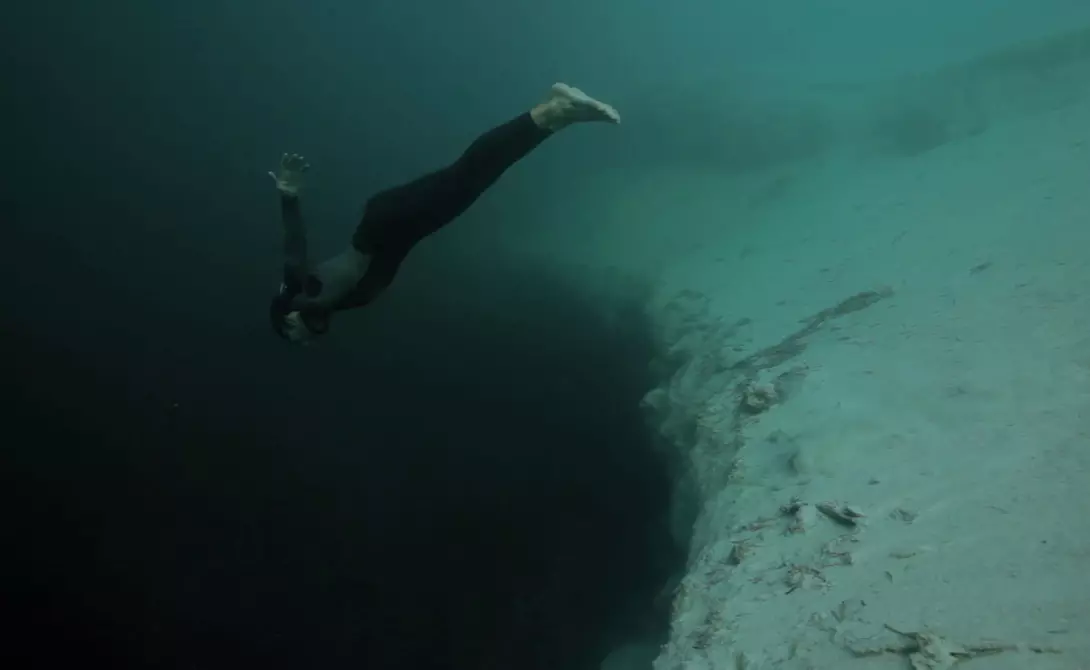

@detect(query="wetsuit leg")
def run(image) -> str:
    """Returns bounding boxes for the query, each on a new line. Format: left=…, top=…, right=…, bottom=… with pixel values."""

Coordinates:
left=352, top=112, right=550, bottom=254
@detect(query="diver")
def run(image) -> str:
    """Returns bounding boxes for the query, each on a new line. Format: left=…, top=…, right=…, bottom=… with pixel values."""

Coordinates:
left=268, top=82, right=621, bottom=344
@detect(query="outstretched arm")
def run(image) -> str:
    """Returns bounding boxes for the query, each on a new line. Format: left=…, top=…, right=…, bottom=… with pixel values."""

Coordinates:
left=280, top=193, right=308, bottom=290
left=269, top=153, right=376, bottom=311
left=269, top=153, right=311, bottom=292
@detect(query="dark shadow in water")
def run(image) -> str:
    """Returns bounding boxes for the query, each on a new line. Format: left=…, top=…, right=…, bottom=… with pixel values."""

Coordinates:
left=2, top=259, right=683, bottom=670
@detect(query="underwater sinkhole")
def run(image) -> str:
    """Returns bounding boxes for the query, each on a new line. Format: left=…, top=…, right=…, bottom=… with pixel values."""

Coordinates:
left=5, top=259, right=688, bottom=670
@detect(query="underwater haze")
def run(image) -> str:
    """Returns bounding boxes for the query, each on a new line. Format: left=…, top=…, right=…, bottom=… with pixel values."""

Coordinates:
left=4, top=1, right=1090, bottom=669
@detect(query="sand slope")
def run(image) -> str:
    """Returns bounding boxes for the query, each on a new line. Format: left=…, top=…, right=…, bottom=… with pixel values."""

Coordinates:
left=637, top=68, right=1090, bottom=670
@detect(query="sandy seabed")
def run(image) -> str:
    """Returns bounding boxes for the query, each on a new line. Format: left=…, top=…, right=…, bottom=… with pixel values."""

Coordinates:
left=627, top=96, right=1090, bottom=669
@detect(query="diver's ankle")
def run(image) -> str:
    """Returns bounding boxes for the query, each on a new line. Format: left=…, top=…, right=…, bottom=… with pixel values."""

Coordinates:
left=530, top=100, right=563, bottom=131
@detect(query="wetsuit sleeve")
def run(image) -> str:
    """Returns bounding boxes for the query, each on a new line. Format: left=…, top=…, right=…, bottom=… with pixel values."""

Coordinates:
left=281, top=194, right=309, bottom=291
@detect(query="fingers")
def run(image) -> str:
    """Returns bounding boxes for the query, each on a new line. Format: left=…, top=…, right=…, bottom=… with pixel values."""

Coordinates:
left=275, top=153, right=310, bottom=172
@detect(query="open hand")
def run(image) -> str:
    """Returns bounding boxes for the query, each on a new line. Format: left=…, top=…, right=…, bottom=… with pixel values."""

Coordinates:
left=268, top=153, right=310, bottom=196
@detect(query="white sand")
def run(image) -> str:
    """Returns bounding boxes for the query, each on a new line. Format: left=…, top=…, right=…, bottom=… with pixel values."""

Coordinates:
left=580, top=43, right=1090, bottom=670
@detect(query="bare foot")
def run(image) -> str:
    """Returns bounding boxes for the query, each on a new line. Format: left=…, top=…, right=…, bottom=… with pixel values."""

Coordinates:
left=531, top=83, right=621, bottom=130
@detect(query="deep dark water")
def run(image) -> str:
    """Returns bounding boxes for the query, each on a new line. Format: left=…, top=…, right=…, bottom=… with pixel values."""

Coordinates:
left=3, top=257, right=681, bottom=670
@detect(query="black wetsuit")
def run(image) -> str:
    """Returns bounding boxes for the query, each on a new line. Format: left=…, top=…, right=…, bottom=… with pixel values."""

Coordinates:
left=270, top=112, right=551, bottom=337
